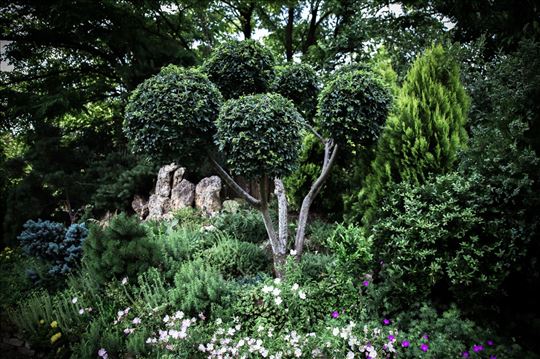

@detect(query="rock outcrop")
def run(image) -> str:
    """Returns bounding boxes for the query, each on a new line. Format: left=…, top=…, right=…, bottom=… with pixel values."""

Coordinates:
left=195, top=176, right=222, bottom=216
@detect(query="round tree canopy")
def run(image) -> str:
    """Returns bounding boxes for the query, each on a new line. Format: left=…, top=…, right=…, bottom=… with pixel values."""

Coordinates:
left=215, top=93, right=304, bottom=179
left=123, top=65, right=223, bottom=164
left=271, top=63, right=320, bottom=120
left=317, top=69, right=391, bottom=147
left=203, top=39, right=275, bottom=99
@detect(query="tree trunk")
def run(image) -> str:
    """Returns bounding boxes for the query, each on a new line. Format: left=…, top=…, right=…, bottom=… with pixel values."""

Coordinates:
left=285, top=6, right=294, bottom=62
left=294, top=142, right=339, bottom=257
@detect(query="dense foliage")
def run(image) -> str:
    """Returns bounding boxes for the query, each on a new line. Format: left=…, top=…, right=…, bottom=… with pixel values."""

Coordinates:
left=124, top=66, right=223, bottom=164
left=203, top=39, right=275, bottom=99
left=271, top=63, right=320, bottom=120
left=215, top=93, right=304, bottom=179
left=352, top=45, right=470, bottom=224
left=317, top=69, right=391, bottom=147
left=83, top=214, right=160, bottom=284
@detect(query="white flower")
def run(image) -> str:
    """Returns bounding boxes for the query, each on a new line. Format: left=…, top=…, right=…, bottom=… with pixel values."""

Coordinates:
left=291, top=283, right=299, bottom=291
left=98, top=348, right=108, bottom=359
left=262, top=285, right=273, bottom=293
left=121, top=277, right=128, bottom=285
left=332, top=327, right=340, bottom=336
left=132, top=317, right=141, bottom=325
left=298, top=291, right=306, bottom=300
left=163, top=315, right=170, bottom=323
left=78, top=308, right=84, bottom=315
left=346, top=351, right=355, bottom=359
left=198, top=344, right=206, bottom=352
left=290, top=249, right=297, bottom=256
left=174, top=311, right=184, bottom=319
left=274, top=278, right=281, bottom=285
left=294, top=348, right=302, bottom=357
left=274, top=296, right=283, bottom=305
left=124, top=328, right=134, bottom=335
left=272, top=287, right=281, bottom=296
left=71, top=297, right=78, bottom=304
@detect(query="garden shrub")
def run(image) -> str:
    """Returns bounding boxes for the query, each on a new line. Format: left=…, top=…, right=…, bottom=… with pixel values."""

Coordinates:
left=215, top=93, right=304, bottom=179
left=203, top=39, right=275, bottom=99
left=211, top=208, right=267, bottom=244
left=271, top=63, right=320, bottom=120
left=18, top=219, right=88, bottom=277
left=124, top=65, right=223, bottom=164
left=327, top=223, right=373, bottom=276
left=83, top=213, right=160, bottom=284
left=202, top=236, right=270, bottom=278
left=371, top=171, right=534, bottom=310
left=171, top=259, right=229, bottom=315
left=304, top=219, right=337, bottom=252
left=352, top=45, right=470, bottom=224
left=317, top=68, right=391, bottom=147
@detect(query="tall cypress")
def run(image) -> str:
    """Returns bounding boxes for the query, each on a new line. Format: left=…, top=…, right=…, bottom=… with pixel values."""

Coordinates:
left=350, top=45, right=470, bottom=224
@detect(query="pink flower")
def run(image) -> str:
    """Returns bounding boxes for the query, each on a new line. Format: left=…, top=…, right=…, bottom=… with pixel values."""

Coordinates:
left=463, top=352, right=469, bottom=358
left=473, top=344, right=484, bottom=352
left=383, top=318, right=390, bottom=325
left=98, top=348, right=108, bottom=359
left=420, top=343, right=429, bottom=352
left=401, top=340, right=410, bottom=348
left=363, top=280, right=369, bottom=287
left=331, top=311, right=339, bottom=318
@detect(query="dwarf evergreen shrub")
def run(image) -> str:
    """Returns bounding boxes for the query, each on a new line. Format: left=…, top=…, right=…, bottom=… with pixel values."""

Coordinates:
left=83, top=213, right=159, bottom=284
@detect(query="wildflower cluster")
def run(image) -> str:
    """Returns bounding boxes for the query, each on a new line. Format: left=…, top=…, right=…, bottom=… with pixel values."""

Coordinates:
left=0, top=246, right=15, bottom=261
left=145, top=310, right=197, bottom=351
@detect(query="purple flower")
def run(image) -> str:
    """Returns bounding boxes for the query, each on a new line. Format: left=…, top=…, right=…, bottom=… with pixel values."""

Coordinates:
left=490, top=356, right=497, bottom=359
left=422, top=334, right=429, bottom=340
left=473, top=344, right=484, bottom=353
left=383, top=318, right=390, bottom=325
left=487, top=340, right=494, bottom=346
left=401, top=340, right=410, bottom=348
left=420, top=343, right=429, bottom=352
left=331, top=311, right=339, bottom=319
left=462, top=352, right=469, bottom=358
left=388, top=335, right=395, bottom=342
left=363, top=280, right=370, bottom=287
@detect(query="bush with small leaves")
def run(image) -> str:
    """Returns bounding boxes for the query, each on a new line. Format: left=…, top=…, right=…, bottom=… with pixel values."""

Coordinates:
left=83, top=213, right=160, bottom=284
left=171, top=259, right=229, bottom=315
left=271, top=63, right=320, bottom=120
left=317, top=69, right=391, bottom=147
left=202, top=237, right=270, bottom=278
left=216, top=93, right=304, bottom=179
left=327, top=224, right=373, bottom=276
left=123, top=65, right=223, bottom=164
left=211, top=208, right=267, bottom=244
left=203, top=39, right=275, bottom=99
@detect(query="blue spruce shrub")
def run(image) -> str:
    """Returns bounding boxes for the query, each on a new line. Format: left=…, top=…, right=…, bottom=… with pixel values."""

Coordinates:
left=18, top=219, right=88, bottom=277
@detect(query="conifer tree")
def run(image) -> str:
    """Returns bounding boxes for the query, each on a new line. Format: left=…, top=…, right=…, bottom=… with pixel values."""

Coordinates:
left=351, top=45, right=470, bottom=225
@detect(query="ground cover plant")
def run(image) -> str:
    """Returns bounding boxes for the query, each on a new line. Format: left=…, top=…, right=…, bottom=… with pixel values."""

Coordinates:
left=1, top=1, right=539, bottom=358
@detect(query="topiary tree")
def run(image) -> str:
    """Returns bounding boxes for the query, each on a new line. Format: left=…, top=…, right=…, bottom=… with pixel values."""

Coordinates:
left=124, top=65, right=223, bottom=165
left=124, top=43, right=391, bottom=276
left=271, top=63, right=320, bottom=120
left=351, top=45, right=470, bottom=225
left=202, top=39, right=275, bottom=99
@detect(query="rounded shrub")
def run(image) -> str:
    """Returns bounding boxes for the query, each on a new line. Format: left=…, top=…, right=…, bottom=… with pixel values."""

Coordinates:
left=203, top=39, right=275, bottom=99
left=215, top=93, right=304, bottom=179
left=18, top=219, right=66, bottom=261
left=202, top=237, right=270, bottom=278
left=83, top=213, right=160, bottom=284
left=271, top=63, right=320, bottom=119
left=317, top=69, right=391, bottom=147
left=123, top=65, right=223, bottom=164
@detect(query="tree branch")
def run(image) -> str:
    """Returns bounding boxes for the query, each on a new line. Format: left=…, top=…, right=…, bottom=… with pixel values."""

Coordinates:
left=208, top=156, right=261, bottom=208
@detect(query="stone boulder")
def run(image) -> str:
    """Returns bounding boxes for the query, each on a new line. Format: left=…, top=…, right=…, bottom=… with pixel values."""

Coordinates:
left=147, top=193, right=171, bottom=220
left=195, top=176, right=222, bottom=216
left=131, top=195, right=149, bottom=220
left=155, top=163, right=179, bottom=197
left=170, top=179, right=195, bottom=210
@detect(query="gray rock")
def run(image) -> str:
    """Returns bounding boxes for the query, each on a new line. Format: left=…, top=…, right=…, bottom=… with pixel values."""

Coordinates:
left=131, top=195, right=149, bottom=220
left=147, top=193, right=171, bottom=220
left=170, top=179, right=195, bottom=210
left=195, top=176, right=222, bottom=216
left=172, top=167, right=186, bottom=188
left=155, top=163, right=179, bottom=197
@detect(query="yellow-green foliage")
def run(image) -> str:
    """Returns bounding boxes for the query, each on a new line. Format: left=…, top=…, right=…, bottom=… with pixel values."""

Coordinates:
left=350, top=45, right=470, bottom=224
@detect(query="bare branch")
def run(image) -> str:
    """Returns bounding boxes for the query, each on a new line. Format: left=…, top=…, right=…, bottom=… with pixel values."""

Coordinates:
left=208, top=156, right=261, bottom=208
